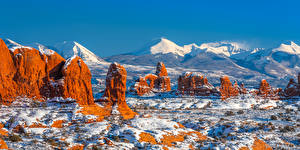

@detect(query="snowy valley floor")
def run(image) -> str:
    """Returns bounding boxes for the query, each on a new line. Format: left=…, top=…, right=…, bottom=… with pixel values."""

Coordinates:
left=0, top=95, right=299, bottom=150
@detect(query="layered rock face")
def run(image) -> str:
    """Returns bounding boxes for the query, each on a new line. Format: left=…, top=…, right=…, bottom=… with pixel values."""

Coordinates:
left=177, top=72, right=217, bottom=96
left=102, top=63, right=136, bottom=119
left=134, top=62, right=171, bottom=96
left=284, top=73, right=300, bottom=97
left=154, top=62, right=171, bottom=91
left=0, top=39, right=94, bottom=105
left=256, top=79, right=280, bottom=99
left=60, top=56, right=94, bottom=105
left=219, top=76, right=245, bottom=100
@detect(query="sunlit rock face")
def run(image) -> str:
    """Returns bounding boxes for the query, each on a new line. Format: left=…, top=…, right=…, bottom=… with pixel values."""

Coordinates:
left=0, top=39, right=94, bottom=105
left=60, top=56, right=94, bottom=105
left=101, top=63, right=137, bottom=119
left=133, top=62, right=171, bottom=96
left=219, top=76, right=240, bottom=100
left=256, top=79, right=281, bottom=100
left=177, top=72, right=217, bottom=96
left=284, top=73, right=300, bottom=97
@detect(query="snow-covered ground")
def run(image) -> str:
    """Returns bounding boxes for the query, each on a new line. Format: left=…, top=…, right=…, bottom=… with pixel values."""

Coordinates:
left=0, top=95, right=299, bottom=149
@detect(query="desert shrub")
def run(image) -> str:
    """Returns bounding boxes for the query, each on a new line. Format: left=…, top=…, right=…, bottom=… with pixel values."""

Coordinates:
left=9, top=134, right=22, bottom=142
left=280, top=125, right=295, bottom=132
left=225, top=111, right=234, bottom=116
left=112, top=136, right=120, bottom=142
left=270, top=115, right=277, bottom=120
left=92, top=145, right=103, bottom=150
left=285, top=109, right=292, bottom=114
left=237, top=110, right=244, bottom=114
left=122, top=138, right=130, bottom=143
left=46, top=138, right=58, bottom=146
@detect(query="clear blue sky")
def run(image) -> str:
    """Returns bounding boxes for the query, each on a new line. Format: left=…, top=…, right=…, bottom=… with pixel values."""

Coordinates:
left=0, top=0, right=299, bottom=56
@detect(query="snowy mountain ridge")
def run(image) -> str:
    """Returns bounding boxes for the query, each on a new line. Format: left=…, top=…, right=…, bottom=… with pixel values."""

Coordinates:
left=272, top=41, right=300, bottom=54
left=132, top=37, right=254, bottom=57
left=2, top=38, right=106, bottom=65
left=54, top=41, right=106, bottom=64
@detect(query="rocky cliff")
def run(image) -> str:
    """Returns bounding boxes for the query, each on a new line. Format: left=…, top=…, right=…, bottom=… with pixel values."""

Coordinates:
left=0, top=39, right=94, bottom=105
left=219, top=76, right=244, bottom=100
left=134, top=62, right=171, bottom=96
left=177, top=72, right=217, bottom=96
left=284, top=73, right=300, bottom=97
left=256, top=79, right=281, bottom=100
left=102, top=63, right=137, bottom=119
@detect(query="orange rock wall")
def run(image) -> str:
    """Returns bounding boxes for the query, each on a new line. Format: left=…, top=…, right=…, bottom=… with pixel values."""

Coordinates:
left=256, top=79, right=280, bottom=99
left=284, top=73, right=300, bottom=97
left=0, top=39, right=94, bottom=105
left=134, top=62, right=171, bottom=96
left=177, top=72, right=216, bottom=96
left=102, top=63, right=137, bottom=119
left=219, top=76, right=240, bottom=100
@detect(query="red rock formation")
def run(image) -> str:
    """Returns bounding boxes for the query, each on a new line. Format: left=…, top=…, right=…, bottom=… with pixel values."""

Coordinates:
left=284, top=73, right=300, bottom=97
left=0, top=39, right=17, bottom=104
left=156, top=62, right=168, bottom=77
left=102, top=63, right=137, bottom=119
left=154, top=62, right=171, bottom=92
left=133, top=62, right=171, bottom=96
left=177, top=72, right=216, bottom=96
left=256, top=79, right=280, bottom=99
left=219, top=76, right=240, bottom=100
left=60, top=56, right=94, bottom=105
left=0, top=39, right=94, bottom=105
left=135, top=77, right=152, bottom=96
left=145, top=74, right=158, bottom=89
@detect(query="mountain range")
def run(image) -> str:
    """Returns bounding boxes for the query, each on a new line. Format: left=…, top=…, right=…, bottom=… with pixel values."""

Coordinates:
left=2, top=37, right=300, bottom=88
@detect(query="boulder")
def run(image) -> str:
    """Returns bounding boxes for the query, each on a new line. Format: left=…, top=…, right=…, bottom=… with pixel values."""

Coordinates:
left=177, top=72, right=217, bottom=96
left=0, top=39, right=94, bottom=105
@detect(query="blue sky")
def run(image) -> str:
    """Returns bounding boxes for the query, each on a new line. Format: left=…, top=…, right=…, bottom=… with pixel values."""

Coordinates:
left=0, top=0, right=299, bottom=56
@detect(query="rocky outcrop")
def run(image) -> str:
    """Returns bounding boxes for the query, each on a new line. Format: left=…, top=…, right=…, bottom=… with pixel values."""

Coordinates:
left=154, top=62, right=171, bottom=92
left=177, top=72, right=217, bottom=96
left=60, top=56, right=94, bottom=105
left=101, top=63, right=137, bottom=119
left=219, top=76, right=246, bottom=100
left=133, top=62, right=171, bottom=96
left=284, top=73, right=300, bottom=97
left=256, top=79, right=280, bottom=100
left=0, top=39, right=94, bottom=105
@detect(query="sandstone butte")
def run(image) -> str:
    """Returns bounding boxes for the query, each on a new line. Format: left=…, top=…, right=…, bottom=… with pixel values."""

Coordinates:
left=0, top=38, right=94, bottom=105
left=256, top=79, right=281, bottom=100
left=284, top=73, right=300, bottom=97
left=177, top=72, right=217, bottom=96
left=219, top=76, right=246, bottom=100
left=100, top=63, right=137, bottom=119
left=134, top=62, right=171, bottom=96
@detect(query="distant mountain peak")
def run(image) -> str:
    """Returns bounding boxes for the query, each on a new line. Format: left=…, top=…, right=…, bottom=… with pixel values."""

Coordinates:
left=54, top=41, right=106, bottom=64
left=273, top=41, right=300, bottom=54
left=133, top=38, right=191, bottom=56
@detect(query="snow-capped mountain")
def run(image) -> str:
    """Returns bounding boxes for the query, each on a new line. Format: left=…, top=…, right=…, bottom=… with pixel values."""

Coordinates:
left=187, top=41, right=251, bottom=57
left=132, top=38, right=191, bottom=56
left=106, top=38, right=300, bottom=87
left=272, top=41, right=300, bottom=54
left=53, top=41, right=106, bottom=65
left=131, top=38, right=252, bottom=57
